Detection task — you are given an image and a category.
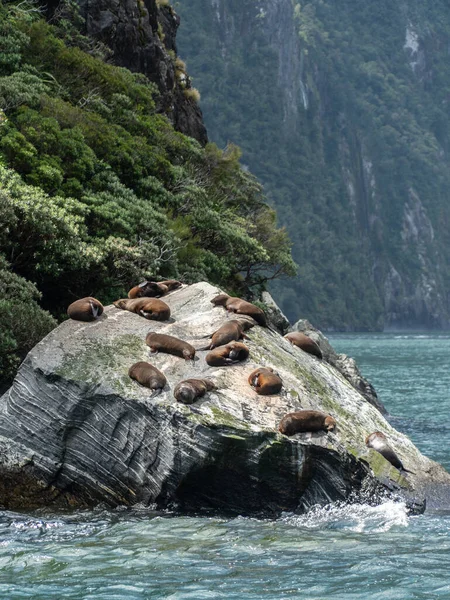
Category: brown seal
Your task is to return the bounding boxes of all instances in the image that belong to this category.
[365,432,414,473]
[206,341,249,366]
[174,378,216,404]
[114,298,171,321]
[278,410,336,435]
[211,294,267,327]
[127,281,168,299]
[158,279,182,292]
[146,332,195,360]
[67,297,104,322]
[128,361,167,394]
[284,332,322,359]
[201,319,254,350]
[248,367,282,395]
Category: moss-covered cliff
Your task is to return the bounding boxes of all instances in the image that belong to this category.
[177,0,450,330]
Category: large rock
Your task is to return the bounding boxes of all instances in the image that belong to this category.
[0,283,448,514]
[293,319,386,414]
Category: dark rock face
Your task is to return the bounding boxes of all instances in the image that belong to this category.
[0,283,446,514]
[71,0,207,144]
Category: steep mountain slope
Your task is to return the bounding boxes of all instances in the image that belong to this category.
[177,0,450,330]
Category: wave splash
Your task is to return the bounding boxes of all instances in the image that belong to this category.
[281,500,409,533]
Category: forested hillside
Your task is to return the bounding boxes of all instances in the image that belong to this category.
[177,0,450,330]
[0,0,295,386]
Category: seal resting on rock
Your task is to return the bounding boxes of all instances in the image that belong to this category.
[128,281,167,299]
[114,298,171,321]
[278,410,336,435]
[146,332,196,360]
[211,294,267,327]
[158,279,182,292]
[174,378,216,404]
[284,332,322,359]
[206,341,249,366]
[128,362,166,394]
[248,367,283,395]
[67,297,104,322]
[201,319,254,350]
[365,431,414,474]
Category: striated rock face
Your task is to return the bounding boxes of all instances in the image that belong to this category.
[70,0,207,144]
[293,319,386,414]
[0,283,448,515]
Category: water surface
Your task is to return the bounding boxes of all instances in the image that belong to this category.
[1,333,449,599]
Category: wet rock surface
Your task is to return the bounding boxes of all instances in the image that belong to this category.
[0,283,448,514]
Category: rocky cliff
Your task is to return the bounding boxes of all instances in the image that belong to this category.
[46,0,207,144]
[0,282,447,514]
[176,0,450,330]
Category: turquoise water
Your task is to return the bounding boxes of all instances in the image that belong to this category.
[2,333,450,599]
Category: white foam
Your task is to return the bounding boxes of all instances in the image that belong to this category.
[281,500,409,533]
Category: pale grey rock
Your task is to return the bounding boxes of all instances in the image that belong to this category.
[0,282,448,514]
[292,319,386,413]
[261,291,290,334]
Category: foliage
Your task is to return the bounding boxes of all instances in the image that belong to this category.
[0,1,295,382]
[177,0,450,330]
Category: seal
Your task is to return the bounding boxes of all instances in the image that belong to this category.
[278,410,336,435]
[158,279,182,292]
[174,378,216,404]
[127,281,167,299]
[67,297,104,322]
[201,319,254,350]
[284,332,322,359]
[248,367,282,395]
[128,361,167,394]
[211,294,267,327]
[365,431,414,473]
[114,298,171,321]
[146,332,196,360]
[205,341,249,366]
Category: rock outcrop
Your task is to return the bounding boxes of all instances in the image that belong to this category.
[0,283,448,514]
[48,0,208,144]
[293,319,386,414]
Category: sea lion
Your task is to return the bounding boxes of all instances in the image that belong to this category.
[67,297,104,322]
[205,341,249,366]
[278,410,336,435]
[146,332,196,360]
[114,298,171,321]
[248,367,282,395]
[284,332,322,359]
[201,319,254,350]
[365,431,414,474]
[127,281,168,299]
[211,294,267,327]
[174,378,216,404]
[158,279,182,292]
[128,361,167,394]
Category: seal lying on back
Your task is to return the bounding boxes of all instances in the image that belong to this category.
[174,378,216,404]
[284,332,322,359]
[206,341,249,366]
[278,410,336,435]
[67,297,104,322]
[128,361,166,394]
[128,281,167,299]
[365,431,414,473]
[248,367,282,395]
[211,294,267,327]
[114,298,171,321]
[203,319,254,350]
[146,332,196,360]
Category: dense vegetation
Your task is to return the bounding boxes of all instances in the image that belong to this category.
[177,0,450,329]
[0,0,295,387]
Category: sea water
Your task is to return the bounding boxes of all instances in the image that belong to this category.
[1,333,450,599]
